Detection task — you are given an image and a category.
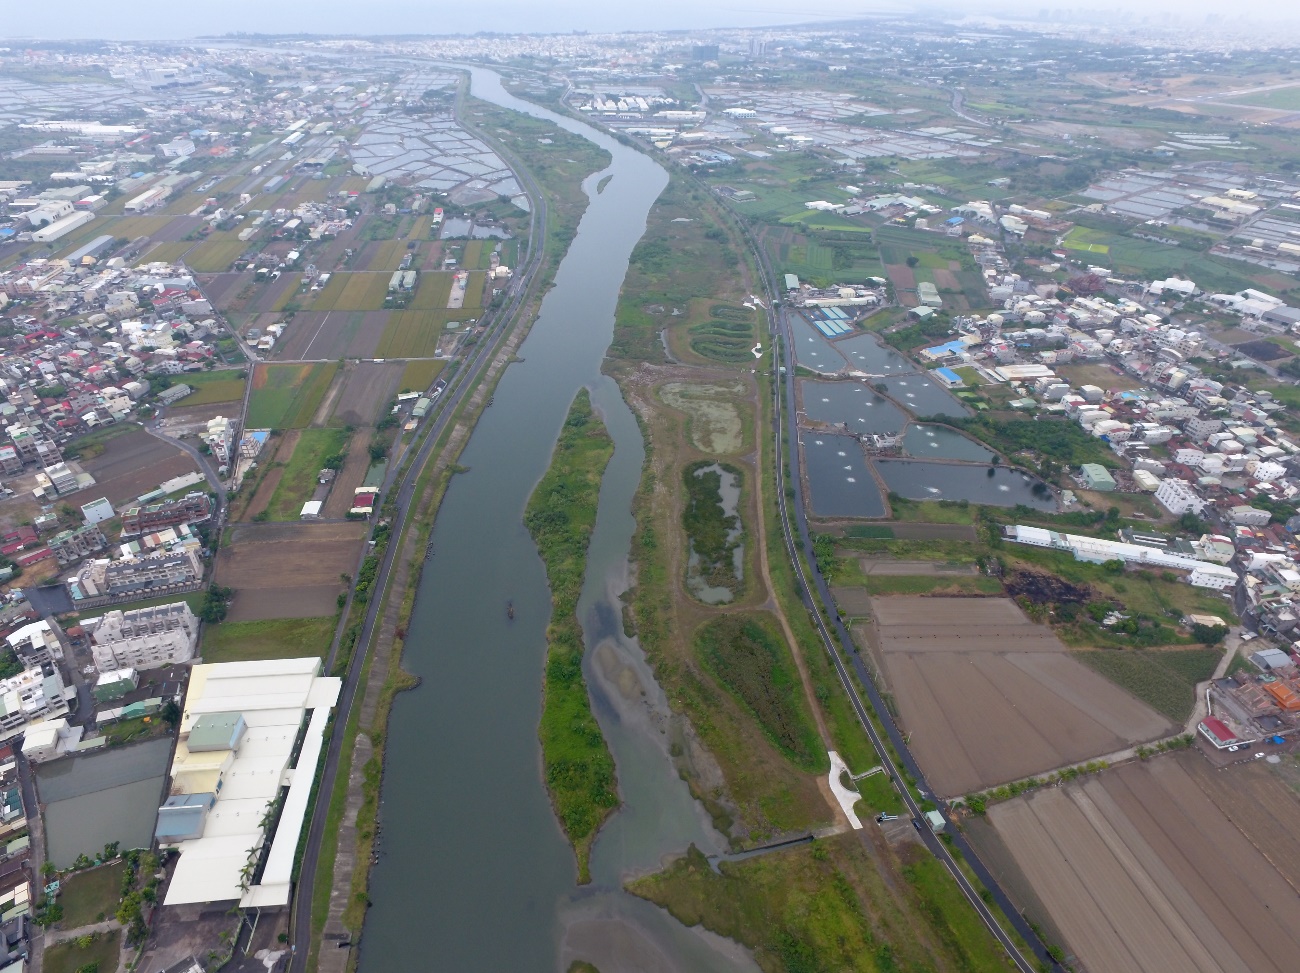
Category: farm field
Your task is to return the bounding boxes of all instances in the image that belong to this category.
[310,272,391,312]
[214,521,366,622]
[398,358,445,393]
[374,310,454,358]
[186,234,247,273]
[247,362,339,428]
[984,755,1300,973]
[264,427,349,521]
[410,272,453,310]
[1236,84,1300,110]
[79,429,200,507]
[271,311,379,361]
[171,370,246,406]
[329,360,405,427]
[866,597,1173,795]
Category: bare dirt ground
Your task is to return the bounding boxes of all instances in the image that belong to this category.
[867,597,1173,795]
[79,430,199,506]
[215,521,366,621]
[860,559,977,576]
[985,754,1300,973]
[330,361,404,427]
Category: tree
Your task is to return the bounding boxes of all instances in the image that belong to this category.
[1102,559,1126,575]
[905,255,920,268]
[161,699,181,728]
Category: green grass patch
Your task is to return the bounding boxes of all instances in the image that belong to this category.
[201,616,337,664]
[247,362,339,429]
[844,524,895,539]
[630,835,1010,973]
[853,770,903,816]
[1074,647,1221,722]
[43,930,121,973]
[948,415,1118,469]
[266,427,350,521]
[901,854,1012,973]
[171,370,246,406]
[58,861,126,927]
[1063,225,1112,254]
[694,614,823,771]
[524,389,618,882]
[886,495,977,525]
[1236,85,1300,110]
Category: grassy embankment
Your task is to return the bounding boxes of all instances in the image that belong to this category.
[604,165,1028,965]
[525,389,618,882]
[629,835,1012,973]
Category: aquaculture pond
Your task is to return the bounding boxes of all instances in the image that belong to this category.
[799,380,908,434]
[902,423,997,463]
[802,435,887,518]
[875,460,1057,509]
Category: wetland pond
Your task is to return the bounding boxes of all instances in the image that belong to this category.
[684,462,744,605]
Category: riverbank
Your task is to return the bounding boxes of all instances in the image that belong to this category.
[526,389,619,881]
[306,72,615,972]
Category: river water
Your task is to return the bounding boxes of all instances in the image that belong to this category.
[358,68,756,973]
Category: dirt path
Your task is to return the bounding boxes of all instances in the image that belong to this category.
[750,377,844,824]
[310,364,347,428]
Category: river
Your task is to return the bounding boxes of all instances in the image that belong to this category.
[357,68,758,973]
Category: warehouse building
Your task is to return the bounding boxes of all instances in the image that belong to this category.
[157,657,341,908]
[1079,463,1116,492]
[1004,525,1239,589]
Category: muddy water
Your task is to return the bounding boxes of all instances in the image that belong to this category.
[357,68,756,973]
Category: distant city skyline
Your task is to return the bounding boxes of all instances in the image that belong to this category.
[2,1,1299,42]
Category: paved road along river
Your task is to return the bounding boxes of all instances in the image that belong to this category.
[356,68,759,973]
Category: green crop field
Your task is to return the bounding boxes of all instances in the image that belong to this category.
[462,271,486,309]
[410,273,452,310]
[186,237,247,272]
[266,427,349,520]
[1074,648,1221,722]
[247,362,339,428]
[398,358,445,392]
[310,273,349,311]
[375,310,452,358]
[334,273,391,311]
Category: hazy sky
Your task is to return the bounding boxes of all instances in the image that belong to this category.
[2,1,1297,41]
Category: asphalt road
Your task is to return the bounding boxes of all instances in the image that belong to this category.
[283,81,550,973]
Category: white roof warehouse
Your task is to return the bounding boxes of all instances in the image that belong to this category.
[1003,525,1238,589]
[157,657,340,908]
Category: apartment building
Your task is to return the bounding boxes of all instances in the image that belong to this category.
[0,668,71,743]
[67,549,203,601]
[120,492,211,537]
[84,602,199,672]
[47,523,107,566]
